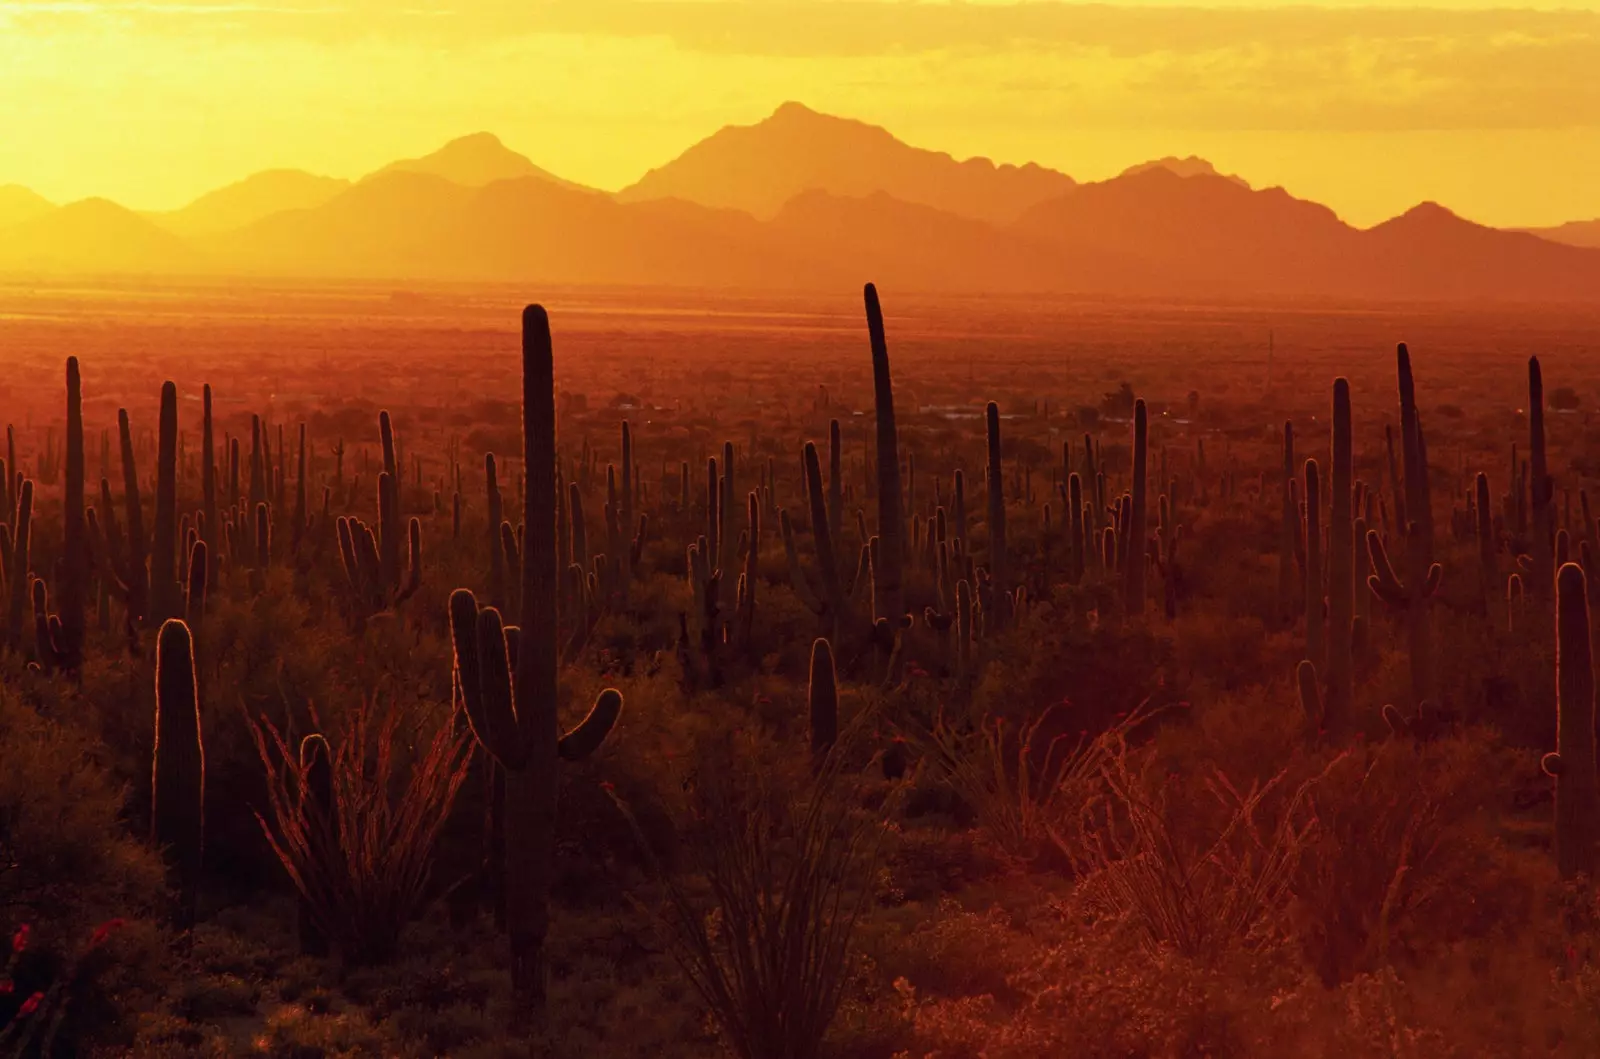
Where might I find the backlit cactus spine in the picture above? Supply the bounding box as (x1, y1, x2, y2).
(447, 306, 624, 1008)
(1542, 563, 1597, 879)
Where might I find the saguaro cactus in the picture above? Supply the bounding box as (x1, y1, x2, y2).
(150, 382, 181, 625)
(865, 284, 904, 624)
(1542, 563, 1597, 879)
(60, 357, 86, 670)
(1369, 344, 1440, 708)
(1326, 379, 1354, 729)
(1528, 358, 1555, 601)
(1124, 399, 1148, 616)
(152, 617, 204, 928)
(985, 402, 1009, 626)
(447, 306, 624, 1008)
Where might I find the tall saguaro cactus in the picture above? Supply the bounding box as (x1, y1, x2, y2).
(985, 402, 1009, 626)
(1279, 421, 1297, 618)
(150, 382, 182, 625)
(1528, 357, 1555, 601)
(864, 284, 904, 625)
(152, 617, 204, 929)
(1369, 344, 1439, 708)
(1326, 379, 1355, 729)
(448, 306, 624, 1008)
(1542, 563, 1597, 879)
(60, 357, 86, 670)
(1123, 399, 1148, 616)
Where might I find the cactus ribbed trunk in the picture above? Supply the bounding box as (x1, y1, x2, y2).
(487, 454, 504, 610)
(803, 441, 845, 633)
(201, 385, 217, 580)
(985, 402, 1008, 626)
(1529, 358, 1554, 601)
(1398, 345, 1437, 706)
(118, 409, 148, 624)
(152, 618, 204, 929)
(865, 284, 903, 624)
(150, 382, 181, 626)
(508, 305, 560, 1005)
(1326, 380, 1354, 730)
(808, 637, 838, 764)
(828, 419, 843, 552)
(1545, 563, 1597, 879)
(1123, 399, 1148, 616)
(60, 357, 86, 671)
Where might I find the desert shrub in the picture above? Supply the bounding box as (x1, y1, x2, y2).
(1289, 727, 1516, 986)
(247, 697, 473, 966)
(0, 684, 166, 1055)
(613, 730, 899, 1059)
(1054, 730, 1335, 960)
(907, 700, 1164, 870)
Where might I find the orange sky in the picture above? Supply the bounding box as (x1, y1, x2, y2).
(4, 0, 1600, 228)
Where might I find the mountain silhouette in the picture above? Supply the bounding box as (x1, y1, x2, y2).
(0, 198, 199, 274)
(151, 170, 351, 237)
(7, 105, 1600, 301)
(1120, 157, 1250, 189)
(220, 171, 838, 287)
(618, 101, 1075, 224)
(1016, 168, 1355, 295)
(0, 185, 54, 228)
(770, 190, 1069, 291)
(368, 133, 590, 192)
(1522, 219, 1600, 249)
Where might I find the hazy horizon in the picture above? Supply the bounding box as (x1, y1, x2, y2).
(6, 0, 1600, 228)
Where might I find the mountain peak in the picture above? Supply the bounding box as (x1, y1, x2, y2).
(0, 184, 55, 228)
(368, 132, 587, 192)
(1120, 156, 1250, 189)
(619, 102, 1074, 224)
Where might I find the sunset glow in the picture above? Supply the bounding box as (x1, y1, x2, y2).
(5, 0, 1600, 227)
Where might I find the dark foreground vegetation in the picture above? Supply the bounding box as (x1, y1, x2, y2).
(5, 281, 1600, 1057)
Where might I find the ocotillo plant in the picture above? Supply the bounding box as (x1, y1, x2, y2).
(447, 305, 624, 1008)
(1542, 563, 1597, 879)
(865, 284, 904, 625)
(1326, 379, 1355, 730)
(152, 617, 204, 929)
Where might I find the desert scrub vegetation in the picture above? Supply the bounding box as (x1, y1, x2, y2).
(4, 286, 1600, 1057)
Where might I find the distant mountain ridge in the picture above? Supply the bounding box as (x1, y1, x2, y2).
(5, 102, 1600, 302)
(618, 101, 1076, 224)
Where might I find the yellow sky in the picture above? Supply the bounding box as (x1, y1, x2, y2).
(4, 0, 1600, 227)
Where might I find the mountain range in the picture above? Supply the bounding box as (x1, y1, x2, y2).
(5, 102, 1600, 303)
